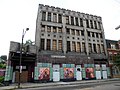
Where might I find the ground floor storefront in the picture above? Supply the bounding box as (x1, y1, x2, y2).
(4, 52, 111, 84)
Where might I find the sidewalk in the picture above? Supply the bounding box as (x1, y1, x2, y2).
(1, 78, 120, 90)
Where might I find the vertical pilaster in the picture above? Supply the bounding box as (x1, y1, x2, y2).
(62, 14, 67, 54)
(83, 18, 89, 55)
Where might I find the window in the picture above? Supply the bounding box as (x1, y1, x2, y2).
(96, 33, 98, 38)
(40, 39, 44, 50)
(86, 19, 89, 28)
(53, 40, 57, 51)
(100, 33, 103, 38)
(93, 44, 97, 53)
(76, 30, 80, 36)
(58, 27, 62, 33)
(58, 40, 62, 50)
(53, 13, 57, 22)
(53, 27, 57, 33)
(98, 22, 101, 30)
(101, 44, 104, 53)
(80, 18, 83, 27)
(67, 41, 71, 52)
(71, 17, 74, 25)
(90, 20, 93, 28)
(88, 43, 92, 53)
(81, 31, 84, 36)
(47, 26, 51, 32)
(111, 44, 116, 49)
(92, 32, 95, 37)
(66, 28, 70, 34)
(94, 21, 97, 29)
(47, 39, 51, 50)
(41, 25, 45, 32)
(82, 42, 86, 52)
(72, 41, 76, 51)
(76, 42, 81, 52)
(97, 44, 100, 53)
(71, 29, 75, 35)
(66, 16, 69, 24)
(75, 17, 79, 26)
(87, 31, 90, 37)
(42, 12, 46, 21)
(47, 12, 51, 22)
(58, 14, 62, 23)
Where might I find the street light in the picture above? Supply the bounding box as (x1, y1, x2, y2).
(18, 28, 29, 88)
(115, 25, 120, 30)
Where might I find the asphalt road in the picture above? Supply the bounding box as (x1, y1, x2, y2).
(17, 81, 120, 90)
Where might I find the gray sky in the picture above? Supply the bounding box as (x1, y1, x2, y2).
(0, 0, 120, 56)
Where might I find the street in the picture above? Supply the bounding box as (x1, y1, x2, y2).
(17, 80, 120, 90)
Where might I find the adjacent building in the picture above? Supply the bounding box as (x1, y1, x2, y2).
(106, 39, 120, 78)
(4, 4, 110, 84)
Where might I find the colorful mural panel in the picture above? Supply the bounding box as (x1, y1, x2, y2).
(86, 68, 95, 79)
(64, 68, 74, 79)
(38, 68, 50, 80)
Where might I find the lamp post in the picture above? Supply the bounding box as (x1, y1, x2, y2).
(18, 28, 29, 88)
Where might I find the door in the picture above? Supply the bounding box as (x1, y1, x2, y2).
(53, 65, 60, 81)
(76, 65, 82, 80)
(96, 71, 101, 79)
(102, 71, 107, 79)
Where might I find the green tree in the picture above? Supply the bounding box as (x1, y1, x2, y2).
(113, 55, 120, 69)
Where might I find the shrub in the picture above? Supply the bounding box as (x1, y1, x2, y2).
(0, 76, 4, 83)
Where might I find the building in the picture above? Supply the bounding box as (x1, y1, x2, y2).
(35, 4, 110, 81)
(4, 4, 110, 84)
(106, 39, 120, 78)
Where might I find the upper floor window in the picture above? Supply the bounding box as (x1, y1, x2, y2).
(80, 18, 83, 27)
(75, 17, 79, 26)
(87, 31, 90, 37)
(71, 16, 74, 25)
(92, 32, 95, 37)
(98, 22, 101, 30)
(96, 33, 99, 38)
(53, 27, 57, 33)
(66, 16, 69, 24)
(41, 25, 45, 32)
(71, 29, 75, 35)
(53, 13, 57, 22)
(86, 19, 89, 28)
(47, 26, 51, 32)
(90, 20, 93, 29)
(67, 41, 71, 52)
(58, 27, 62, 33)
(94, 21, 97, 29)
(72, 41, 76, 51)
(111, 44, 116, 49)
(66, 28, 70, 34)
(76, 30, 80, 36)
(42, 12, 46, 21)
(58, 40, 62, 51)
(40, 39, 45, 50)
(47, 12, 51, 22)
(53, 39, 57, 51)
(47, 39, 51, 50)
(76, 42, 81, 52)
(58, 14, 62, 23)
(81, 31, 84, 36)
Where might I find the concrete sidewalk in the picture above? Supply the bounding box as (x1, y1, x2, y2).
(1, 78, 120, 90)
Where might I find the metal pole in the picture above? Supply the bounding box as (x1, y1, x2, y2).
(18, 29, 24, 88)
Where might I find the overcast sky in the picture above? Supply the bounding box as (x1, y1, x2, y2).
(0, 0, 120, 56)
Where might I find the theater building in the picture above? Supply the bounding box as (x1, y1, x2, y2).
(4, 4, 110, 83)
